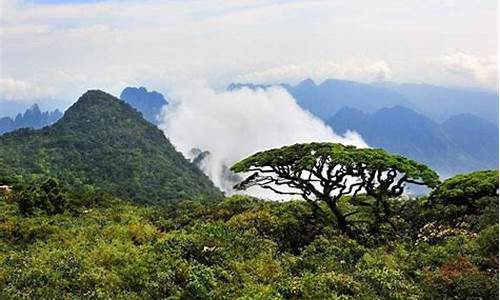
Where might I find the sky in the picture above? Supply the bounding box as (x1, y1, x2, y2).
(0, 0, 498, 110)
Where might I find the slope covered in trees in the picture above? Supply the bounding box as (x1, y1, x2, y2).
(0, 88, 496, 298)
(0, 90, 222, 204)
(0, 169, 497, 299)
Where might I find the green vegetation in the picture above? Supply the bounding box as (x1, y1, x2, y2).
(0, 113, 497, 300)
(430, 170, 498, 210)
(16, 177, 68, 216)
(0, 167, 497, 299)
(0, 90, 222, 204)
(231, 143, 439, 234)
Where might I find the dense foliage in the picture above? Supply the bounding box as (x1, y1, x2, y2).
(0, 170, 497, 299)
(430, 170, 498, 207)
(0, 110, 497, 300)
(0, 90, 222, 204)
(16, 177, 68, 216)
(232, 143, 439, 234)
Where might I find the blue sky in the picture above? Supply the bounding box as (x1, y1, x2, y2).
(1, 0, 497, 108)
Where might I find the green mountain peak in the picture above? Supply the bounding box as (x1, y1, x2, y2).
(0, 90, 223, 204)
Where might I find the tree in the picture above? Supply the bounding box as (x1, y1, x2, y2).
(429, 170, 498, 214)
(17, 177, 68, 215)
(231, 143, 440, 233)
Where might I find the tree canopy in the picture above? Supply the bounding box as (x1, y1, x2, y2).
(231, 142, 440, 233)
(0, 145, 496, 299)
(430, 170, 498, 211)
(17, 177, 68, 215)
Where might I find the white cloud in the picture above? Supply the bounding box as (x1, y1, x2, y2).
(438, 52, 498, 88)
(0, 78, 54, 101)
(0, 0, 497, 102)
(158, 81, 367, 197)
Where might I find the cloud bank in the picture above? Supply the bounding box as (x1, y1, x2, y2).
(0, 78, 54, 102)
(236, 60, 393, 84)
(1, 0, 497, 104)
(439, 52, 498, 89)
(159, 82, 367, 198)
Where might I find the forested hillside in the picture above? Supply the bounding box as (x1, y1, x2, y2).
(0, 170, 497, 299)
(0, 90, 222, 204)
(0, 89, 497, 299)
(1, 1, 496, 299)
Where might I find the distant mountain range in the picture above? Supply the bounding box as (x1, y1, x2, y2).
(0, 90, 222, 204)
(229, 79, 499, 125)
(286, 79, 413, 121)
(2, 81, 497, 179)
(329, 106, 498, 175)
(120, 86, 168, 124)
(0, 104, 62, 134)
(229, 79, 499, 175)
(376, 82, 499, 124)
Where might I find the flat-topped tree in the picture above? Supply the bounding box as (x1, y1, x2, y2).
(231, 142, 440, 233)
(429, 170, 498, 214)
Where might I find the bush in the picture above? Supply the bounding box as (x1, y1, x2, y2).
(17, 178, 68, 215)
(0, 186, 497, 299)
(421, 256, 498, 300)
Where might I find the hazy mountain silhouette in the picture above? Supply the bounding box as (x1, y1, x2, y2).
(0, 104, 62, 134)
(120, 86, 169, 125)
(229, 79, 499, 125)
(377, 82, 499, 124)
(329, 106, 498, 175)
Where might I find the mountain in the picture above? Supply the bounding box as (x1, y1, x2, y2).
(189, 148, 242, 193)
(228, 78, 498, 174)
(228, 79, 410, 120)
(378, 83, 499, 124)
(0, 104, 62, 134)
(229, 79, 499, 125)
(120, 86, 168, 124)
(0, 101, 32, 119)
(441, 113, 499, 167)
(0, 90, 222, 204)
(329, 106, 498, 175)
(287, 79, 411, 120)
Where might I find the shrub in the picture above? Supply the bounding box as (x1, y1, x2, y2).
(421, 256, 498, 300)
(17, 178, 68, 215)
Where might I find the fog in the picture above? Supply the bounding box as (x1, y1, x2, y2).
(159, 81, 367, 198)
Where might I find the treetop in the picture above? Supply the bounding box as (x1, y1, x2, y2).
(430, 170, 498, 204)
(231, 142, 440, 188)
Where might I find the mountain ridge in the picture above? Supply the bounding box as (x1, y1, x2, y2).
(0, 104, 62, 134)
(228, 78, 499, 124)
(0, 90, 222, 204)
(120, 86, 168, 124)
(329, 106, 498, 175)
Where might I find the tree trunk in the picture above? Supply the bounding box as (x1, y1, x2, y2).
(326, 198, 348, 233)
